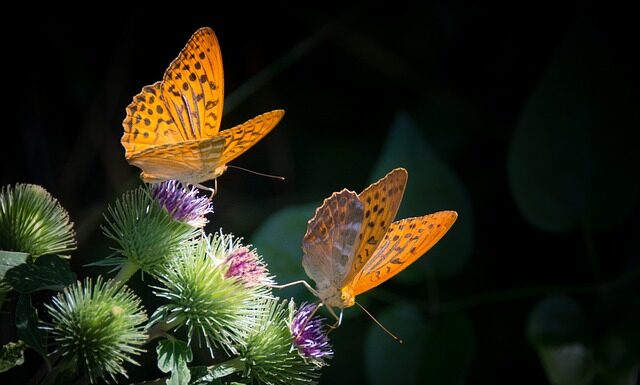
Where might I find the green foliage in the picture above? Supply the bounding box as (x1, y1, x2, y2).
(0, 183, 76, 257)
(5, 254, 75, 293)
(0, 341, 25, 373)
(157, 339, 193, 385)
(16, 294, 49, 367)
(365, 304, 474, 385)
(507, 19, 640, 233)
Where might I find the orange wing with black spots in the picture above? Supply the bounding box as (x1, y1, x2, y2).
(121, 82, 183, 158)
(346, 168, 407, 284)
(351, 211, 458, 296)
(218, 110, 285, 166)
(161, 27, 224, 140)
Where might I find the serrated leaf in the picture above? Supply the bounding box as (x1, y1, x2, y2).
(16, 294, 48, 368)
(0, 341, 25, 373)
(370, 111, 473, 279)
(157, 339, 193, 385)
(507, 19, 640, 233)
(5, 254, 75, 293)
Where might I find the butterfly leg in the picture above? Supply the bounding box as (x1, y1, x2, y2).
(294, 302, 323, 338)
(270, 280, 320, 298)
(192, 182, 216, 198)
(326, 307, 343, 331)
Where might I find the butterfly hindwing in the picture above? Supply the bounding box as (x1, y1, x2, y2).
(347, 168, 408, 284)
(302, 190, 364, 292)
(350, 210, 458, 296)
(121, 82, 183, 158)
(218, 110, 285, 166)
(161, 27, 224, 140)
(127, 137, 226, 183)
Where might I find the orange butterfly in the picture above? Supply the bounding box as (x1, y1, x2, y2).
(292, 168, 457, 325)
(121, 27, 284, 192)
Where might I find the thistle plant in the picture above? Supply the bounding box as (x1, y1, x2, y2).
(42, 277, 147, 383)
(0, 183, 76, 257)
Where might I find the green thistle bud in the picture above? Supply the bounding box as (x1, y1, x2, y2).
(0, 183, 76, 257)
(43, 277, 147, 383)
(239, 298, 324, 385)
(102, 186, 199, 275)
(151, 234, 270, 355)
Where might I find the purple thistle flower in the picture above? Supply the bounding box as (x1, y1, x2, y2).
(151, 181, 213, 228)
(224, 247, 272, 286)
(290, 303, 333, 360)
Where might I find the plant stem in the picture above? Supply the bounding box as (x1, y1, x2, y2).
(113, 260, 140, 287)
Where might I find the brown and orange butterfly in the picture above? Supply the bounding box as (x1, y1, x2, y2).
(289, 168, 457, 326)
(121, 27, 284, 192)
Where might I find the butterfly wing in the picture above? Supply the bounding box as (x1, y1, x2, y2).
(161, 27, 224, 140)
(127, 137, 226, 183)
(121, 82, 184, 158)
(302, 190, 364, 294)
(350, 210, 458, 296)
(345, 168, 408, 284)
(217, 110, 284, 166)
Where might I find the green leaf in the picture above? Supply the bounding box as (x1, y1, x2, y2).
(365, 304, 474, 385)
(5, 254, 75, 293)
(528, 296, 586, 347)
(0, 341, 25, 373)
(157, 338, 193, 385)
(0, 250, 29, 280)
(15, 294, 49, 367)
(83, 256, 127, 268)
(189, 358, 245, 384)
(251, 203, 318, 299)
(507, 19, 640, 233)
(538, 344, 595, 385)
(370, 111, 473, 279)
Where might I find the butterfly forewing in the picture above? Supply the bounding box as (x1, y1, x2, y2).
(351, 210, 458, 296)
(347, 168, 408, 284)
(218, 110, 285, 165)
(161, 27, 224, 140)
(302, 190, 364, 293)
(121, 82, 183, 158)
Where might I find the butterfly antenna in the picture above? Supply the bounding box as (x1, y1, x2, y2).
(227, 165, 285, 181)
(355, 301, 403, 344)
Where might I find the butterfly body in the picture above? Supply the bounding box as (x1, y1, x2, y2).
(302, 168, 457, 313)
(121, 27, 284, 186)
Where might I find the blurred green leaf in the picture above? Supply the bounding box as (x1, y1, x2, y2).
(251, 203, 318, 300)
(189, 358, 245, 384)
(5, 255, 75, 293)
(508, 19, 640, 233)
(15, 294, 48, 368)
(370, 111, 473, 279)
(528, 296, 587, 347)
(365, 304, 474, 385)
(157, 338, 193, 385)
(538, 343, 595, 385)
(0, 341, 25, 373)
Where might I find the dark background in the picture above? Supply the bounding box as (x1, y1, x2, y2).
(2, 2, 639, 384)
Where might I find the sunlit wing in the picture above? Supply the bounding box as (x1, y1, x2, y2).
(161, 27, 224, 140)
(302, 190, 364, 292)
(217, 110, 285, 166)
(345, 168, 408, 284)
(121, 82, 183, 158)
(350, 210, 458, 295)
(127, 137, 225, 182)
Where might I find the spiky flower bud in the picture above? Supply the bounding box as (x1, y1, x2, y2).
(150, 235, 270, 355)
(206, 232, 274, 287)
(151, 180, 213, 228)
(0, 183, 76, 257)
(239, 299, 327, 385)
(43, 277, 147, 383)
(102, 186, 199, 275)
